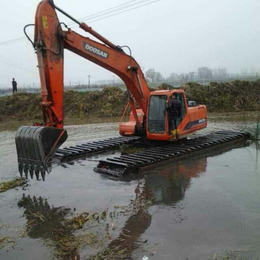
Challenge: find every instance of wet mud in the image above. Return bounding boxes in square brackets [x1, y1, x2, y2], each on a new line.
[0, 120, 259, 259]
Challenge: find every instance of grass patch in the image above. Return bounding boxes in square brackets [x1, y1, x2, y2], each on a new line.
[0, 237, 8, 245]
[0, 178, 27, 193]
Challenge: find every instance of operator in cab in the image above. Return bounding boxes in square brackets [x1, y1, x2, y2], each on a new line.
[167, 95, 182, 135]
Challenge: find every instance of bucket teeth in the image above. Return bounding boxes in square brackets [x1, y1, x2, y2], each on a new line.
[15, 126, 68, 181]
[24, 167, 29, 179]
[29, 168, 34, 179]
[41, 170, 46, 181]
[19, 164, 24, 178]
[35, 170, 40, 181]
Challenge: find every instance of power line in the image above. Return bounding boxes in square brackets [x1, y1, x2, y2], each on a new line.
[68, 0, 155, 26]
[68, 0, 139, 25]
[74, 0, 159, 25]
[0, 36, 27, 46]
[0, 54, 37, 74]
[0, 0, 159, 46]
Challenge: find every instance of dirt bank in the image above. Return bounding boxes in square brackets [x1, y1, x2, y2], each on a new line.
[0, 87, 128, 130]
[181, 80, 260, 112]
[0, 82, 259, 130]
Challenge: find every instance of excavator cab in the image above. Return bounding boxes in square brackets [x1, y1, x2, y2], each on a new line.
[146, 89, 207, 141]
[120, 89, 207, 141]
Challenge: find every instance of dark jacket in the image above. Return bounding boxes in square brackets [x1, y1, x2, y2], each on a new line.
[12, 80, 17, 88]
[168, 98, 182, 119]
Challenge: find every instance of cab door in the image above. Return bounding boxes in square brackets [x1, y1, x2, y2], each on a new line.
[147, 95, 167, 134]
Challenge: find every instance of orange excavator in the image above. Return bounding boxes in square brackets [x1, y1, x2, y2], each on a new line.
[16, 0, 207, 180]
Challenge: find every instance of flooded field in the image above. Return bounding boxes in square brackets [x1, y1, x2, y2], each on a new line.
[0, 120, 259, 260]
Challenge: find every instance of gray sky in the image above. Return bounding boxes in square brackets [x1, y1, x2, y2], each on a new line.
[0, 0, 260, 88]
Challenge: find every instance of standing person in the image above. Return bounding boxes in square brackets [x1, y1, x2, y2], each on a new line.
[12, 78, 18, 94]
[167, 95, 182, 133]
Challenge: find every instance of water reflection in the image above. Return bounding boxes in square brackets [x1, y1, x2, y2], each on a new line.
[92, 157, 207, 259]
[18, 195, 80, 260]
[146, 158, 207, 206]
[17, 141, 251, 260]
[95, 141, 250, 259]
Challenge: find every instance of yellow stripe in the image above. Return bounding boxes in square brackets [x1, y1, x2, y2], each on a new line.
[42, 16, 48, 29]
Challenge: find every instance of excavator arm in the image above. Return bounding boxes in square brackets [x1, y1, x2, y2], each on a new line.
[16, 0, 150, 180]
[35, 0, 150, 128]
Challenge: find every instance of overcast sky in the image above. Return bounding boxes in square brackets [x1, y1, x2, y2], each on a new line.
[0, 0, 260, 88]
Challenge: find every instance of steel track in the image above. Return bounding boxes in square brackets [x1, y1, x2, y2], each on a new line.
[55, 136, 141, 161]
[94, 130, 249, 177]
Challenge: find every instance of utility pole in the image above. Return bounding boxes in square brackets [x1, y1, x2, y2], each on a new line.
[88, 75, 90, 88]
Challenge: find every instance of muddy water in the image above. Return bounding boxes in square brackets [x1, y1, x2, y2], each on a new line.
[0, 121, 259, 260]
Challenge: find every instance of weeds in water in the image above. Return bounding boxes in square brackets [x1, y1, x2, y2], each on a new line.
[0, 236, 15, 250]
[88, 246, 128, 260]
[0, 178, 27, 193]
[16, 182, 152, 260]
[119, 144, 144, 155]
[18, 195, 113, 259]
[0, 237, 8, 248]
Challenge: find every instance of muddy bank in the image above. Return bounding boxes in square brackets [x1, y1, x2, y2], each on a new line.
[0, 87, 128, 124]
[0, 82, 259, 131]
[180, 80, 260, 112]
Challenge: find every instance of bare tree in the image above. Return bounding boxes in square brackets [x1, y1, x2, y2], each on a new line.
[188, 72, 195, 81]
[213, 68, 228, 80]
[155, 72, 163, 82]
[145, 69, 164, 83]
[198, 67, 213, 80]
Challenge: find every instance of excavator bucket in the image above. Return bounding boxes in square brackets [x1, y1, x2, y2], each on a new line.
[15, 126, 68, 181]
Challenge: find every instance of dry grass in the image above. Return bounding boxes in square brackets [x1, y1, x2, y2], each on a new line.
[0, 178, 26, 193]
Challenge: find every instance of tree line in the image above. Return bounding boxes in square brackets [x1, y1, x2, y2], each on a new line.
[145, 67, 260, 83]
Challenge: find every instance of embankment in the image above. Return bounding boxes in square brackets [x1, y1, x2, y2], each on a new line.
[169, 80, 260, 112]
[0, 81, 259, 130]
[0, 87, 128, 130]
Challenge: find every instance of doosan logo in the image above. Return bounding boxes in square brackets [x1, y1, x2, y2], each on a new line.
[83, 43, 109, 59]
